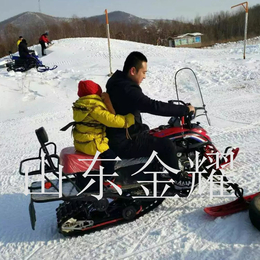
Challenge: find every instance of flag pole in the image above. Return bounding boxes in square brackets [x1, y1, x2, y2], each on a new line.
[105, 9, 113, 76]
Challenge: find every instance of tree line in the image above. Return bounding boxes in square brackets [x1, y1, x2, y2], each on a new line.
[0, 4, 259, 58]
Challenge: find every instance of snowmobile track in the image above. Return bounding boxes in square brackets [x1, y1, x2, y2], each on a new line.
[56, 198, 165, 236]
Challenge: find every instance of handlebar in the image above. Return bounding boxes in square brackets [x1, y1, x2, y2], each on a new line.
[167, 100, 208, 128]
[167, 99, 210, 126]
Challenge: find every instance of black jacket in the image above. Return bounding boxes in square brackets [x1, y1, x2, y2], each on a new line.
[18, 39, 30, 59]
[106, 70, 189, 146]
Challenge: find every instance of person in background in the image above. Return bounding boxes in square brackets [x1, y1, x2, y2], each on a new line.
[18, 39, 32, 58]
[17, 36, 23, 47]
[17, 38, 37, 70]
[39, 32, 51, 56]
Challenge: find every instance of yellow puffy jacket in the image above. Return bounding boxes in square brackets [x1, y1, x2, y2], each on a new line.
[17, 39, 22, 46]
[73, 94, 134, 155]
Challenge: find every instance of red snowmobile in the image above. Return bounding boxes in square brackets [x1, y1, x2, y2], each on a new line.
[19, 68, 242, 236]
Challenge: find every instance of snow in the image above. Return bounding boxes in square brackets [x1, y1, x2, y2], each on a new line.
[1, 36, 260, 260]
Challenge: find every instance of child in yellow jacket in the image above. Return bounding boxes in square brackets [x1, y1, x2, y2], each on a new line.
[72, 80, 135, 174]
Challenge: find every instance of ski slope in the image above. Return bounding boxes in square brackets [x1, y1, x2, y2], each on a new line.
[0, 37, 260, 260]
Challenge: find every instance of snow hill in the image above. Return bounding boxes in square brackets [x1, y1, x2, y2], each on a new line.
[0, 37, 260, 260]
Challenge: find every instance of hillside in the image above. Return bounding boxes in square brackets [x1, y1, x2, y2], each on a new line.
[0, 11, 152, 36]
[87, 10, 152, 25]
[0, 12, 68, 35]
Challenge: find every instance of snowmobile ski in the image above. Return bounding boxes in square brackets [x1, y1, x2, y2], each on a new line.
[204, 192, 260, 217]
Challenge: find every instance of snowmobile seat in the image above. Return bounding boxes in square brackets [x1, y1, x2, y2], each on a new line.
[60, 147, 101, 174]
[114, 157, 148, 170]
[34, 126, 149, 177]
[60, 146, 148, 175]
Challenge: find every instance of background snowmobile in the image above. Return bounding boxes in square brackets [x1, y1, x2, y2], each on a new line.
[19, 68, 241, 236]
[5, 51, 57, 72]
[0, 57, 12, 68]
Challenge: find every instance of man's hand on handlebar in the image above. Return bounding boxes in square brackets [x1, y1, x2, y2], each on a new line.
[187, 105, 195, 113]
[187, 104, 196, 120]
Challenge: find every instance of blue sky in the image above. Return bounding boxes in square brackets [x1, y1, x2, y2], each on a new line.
[1, 0, 259, 22]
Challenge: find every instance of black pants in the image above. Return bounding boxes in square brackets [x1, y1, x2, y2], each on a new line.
[100, 148, 117, 174]
[110, 133, 180, 179]
[39, 41, 46, 55]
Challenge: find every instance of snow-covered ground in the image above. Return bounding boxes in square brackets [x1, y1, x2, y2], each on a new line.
[0, 37, 260, 260]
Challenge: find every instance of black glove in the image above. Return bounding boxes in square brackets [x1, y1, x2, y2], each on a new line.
[188, 111, 195, 120]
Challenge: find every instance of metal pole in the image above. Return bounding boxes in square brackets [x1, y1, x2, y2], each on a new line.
[244, 11, 248, 59]
[105, 9, 113, 76]
[231, 2, 248, 59]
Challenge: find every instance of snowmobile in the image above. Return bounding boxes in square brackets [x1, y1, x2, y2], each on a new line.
[19, 68, 241, 236]
[0, 57, 12, 68]
[5, 51, 57, 72]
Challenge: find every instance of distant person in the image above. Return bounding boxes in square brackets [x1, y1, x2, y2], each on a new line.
[18, 39, 37, 70]
[39, 32, 51, 56]
[19, 39, 33, 58]
[17, 36, 23, 47]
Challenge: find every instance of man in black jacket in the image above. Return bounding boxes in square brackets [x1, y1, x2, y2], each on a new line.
[106, 51, 195, 191]
[17, 39, 37, 70]
[18, 39, 31, 59]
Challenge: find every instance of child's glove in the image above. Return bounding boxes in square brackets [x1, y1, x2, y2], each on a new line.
[124, 114, 135, 128]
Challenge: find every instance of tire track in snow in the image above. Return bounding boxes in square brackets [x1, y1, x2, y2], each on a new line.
[24, 246, 42, 260]
[115, 197, 199, 259]
[68, 197, 199, 259]
[118, 227, 196, 259]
